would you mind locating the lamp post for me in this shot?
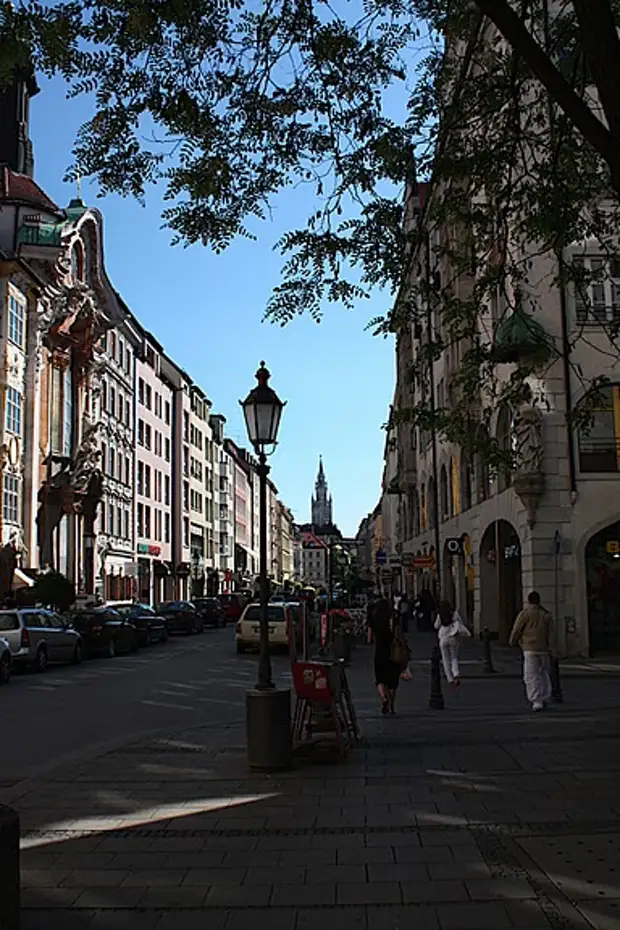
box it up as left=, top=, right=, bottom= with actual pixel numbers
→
left=240, top=362, right=291, bottom=770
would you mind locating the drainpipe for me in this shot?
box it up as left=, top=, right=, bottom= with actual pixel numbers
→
left=425, top=232, right=442, bottom=594
left=557, top=248, right=578, bottom=503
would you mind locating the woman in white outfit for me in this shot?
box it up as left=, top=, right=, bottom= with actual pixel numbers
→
left=434, top=600, right=471, bottom=686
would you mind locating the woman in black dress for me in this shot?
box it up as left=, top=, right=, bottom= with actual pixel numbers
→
left=368, top=597, right=400, bottom=715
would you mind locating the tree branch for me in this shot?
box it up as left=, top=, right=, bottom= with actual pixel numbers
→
left=472, top=0, right=620, bottom=184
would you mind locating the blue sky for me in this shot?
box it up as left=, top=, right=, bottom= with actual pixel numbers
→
left=30, top=76, right=395, bottom=537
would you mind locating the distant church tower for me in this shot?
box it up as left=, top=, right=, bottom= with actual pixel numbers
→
left=311, top=457, right=333, bottom=527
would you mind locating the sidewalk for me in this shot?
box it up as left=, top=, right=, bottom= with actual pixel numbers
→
left=5, top=643, right=620, bottom=930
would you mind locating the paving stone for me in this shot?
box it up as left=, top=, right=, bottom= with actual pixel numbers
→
left=428, top=861, right=491, bottom=881
left=22, top=869, right=71, bottom=887
left=366, top=832, right=421, bottom=848
left=138, top=887, right=207, bottom=907
left=434, top=902, right=513, bottom=929
left=120, top=869, right=188, bottom=886
left=272, top=883, right=336, bottom=906
left=366, top=906, right=439, bottom=930
left=108, top=853, right=170, bottom=869
left=73, top=889, right=144, bottom=908
left=244, top=866, right=305, bottom=884
left=465, top=879, right=537, bottom=900
left=306, top=865, right=366, bottom=884
left=393, top=846, right=455, bottom=864
left=575, top=901, right=620, bottom=930
left=337, top=882, right=402, bottom=905
left=504, top=902, right=553, bottom=928
left=401, top=881, right=468, bottom=904
left=419, top=832, right=477, bottom=847
left=222, top=849, right=279, bottom=867
left=21, top=887, right=81, bottom=907
left=52, top=854, right=116, bottom=870
left=285, top=848, right=337, bottom=865
left=155, top=911, right=227, bottom=929
left=206, top=884, right=272, bottom=907
left=297, top=907, right=367, bottom=930
left=312, top=832, right=365, bottom=848
left=226, top=909, right=297, bottom=930
left=61, top=870, right=130, bottom=888
left=181, top=868, right=246, bottom=886
left=368, top=863, right=429, bottom=882
left=85, top=910, right=162, bottom=929
left=338, top=847, right=395, bottom=865
left=22, top=909, right=94, bottom=930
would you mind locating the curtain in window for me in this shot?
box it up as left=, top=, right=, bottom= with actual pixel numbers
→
left=50, top=366, right=63, bottom=453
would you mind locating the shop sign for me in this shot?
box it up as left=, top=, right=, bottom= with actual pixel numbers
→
left=137, top=543, right=161, bottom=556
left=412, top=554, right=436, bottom=569
left=606, top=540, right=620, bottom=554
left=445, top=537, right=463, bottom=556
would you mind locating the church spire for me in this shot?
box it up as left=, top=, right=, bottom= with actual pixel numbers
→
left=311, top=457, right=333, bottom=526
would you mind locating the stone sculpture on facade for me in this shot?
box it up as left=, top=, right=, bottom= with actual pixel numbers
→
left=72, top=418, right=102, bottom=494
left=512, top=403, right=545, bottom=527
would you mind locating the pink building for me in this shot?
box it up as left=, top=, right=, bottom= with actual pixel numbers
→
left=134, top=330, right=174, bottom=604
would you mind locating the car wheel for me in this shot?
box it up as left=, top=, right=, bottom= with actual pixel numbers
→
left=236, top=642, right=245, bottom=654
left=0, top=653, right=10, bottom=684
left=73, top=642, right=83, bottom=665
left=34, top=646, right=48, bottom=673
left=106, top=639, right=116, bottom=659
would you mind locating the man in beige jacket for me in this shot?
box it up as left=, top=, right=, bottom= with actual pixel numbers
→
left=509, top=591, right=552, bottom=712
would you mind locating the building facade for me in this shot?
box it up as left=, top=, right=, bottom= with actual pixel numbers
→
left=210, top=414, right=234, bottom=591
left=95, top=304, right=141, bottom=599
left=134, top=332, right=174, bottom=604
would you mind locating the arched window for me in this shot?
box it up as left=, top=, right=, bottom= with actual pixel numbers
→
left=428, top=476, right=437, bottom=529
left=476, top=425, right=491, bottom=503
left=440, top=465, right=449, bottom=521
left=496, top=405, right=513, bottom=492
left=576, top=384, right=620, bottom=472
left=71, top=242, right=84, bottom=282
left=460, top=450, right=473, bottom=511
left=450, top=456, right=460, bottom=516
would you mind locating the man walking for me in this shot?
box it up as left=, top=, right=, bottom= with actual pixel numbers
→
left=509, top=591, right=552, bottom=712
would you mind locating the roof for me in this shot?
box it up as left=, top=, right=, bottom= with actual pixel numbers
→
left=0, top=166, right=60, bottom=215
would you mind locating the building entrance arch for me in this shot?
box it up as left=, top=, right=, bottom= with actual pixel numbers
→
left=479, top=520, right=522, bottom=643
left=585, top=520, right=620, bottom=654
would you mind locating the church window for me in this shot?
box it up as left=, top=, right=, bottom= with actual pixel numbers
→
left=71, top=243, right=84, bottom=283
left=63, top=366, right=73, bottom=456
left=8, top=294, right=25, bottom=348
left=5, top=387, right=22, bottom=436
left=3, top=473, right=20, bottom=524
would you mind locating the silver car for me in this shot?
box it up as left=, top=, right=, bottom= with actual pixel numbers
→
left=0, top=608, right=83, bottom=672
left=0, top=636, right=11, bottom=684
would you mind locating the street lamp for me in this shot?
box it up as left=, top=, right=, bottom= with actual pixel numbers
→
left=240, top=362, right=290, bottom=770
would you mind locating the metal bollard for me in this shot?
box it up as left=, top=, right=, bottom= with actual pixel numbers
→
left=429, top=645, right=445, bottom=710
left=550, top=657, right=564, bottom=703
left=482, top=626, right=496, bottom=674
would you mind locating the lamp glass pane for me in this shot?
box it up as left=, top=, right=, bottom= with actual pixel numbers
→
left=255, top=401, right=278, bottom=444
left=242, top=401, right=258, bottom=445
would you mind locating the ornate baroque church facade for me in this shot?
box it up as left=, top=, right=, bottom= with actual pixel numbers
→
left=0, top=66, right=123, bottom=591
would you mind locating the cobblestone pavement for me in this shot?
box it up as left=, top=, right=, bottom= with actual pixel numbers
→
left=4, top=637, right=620, bottom=930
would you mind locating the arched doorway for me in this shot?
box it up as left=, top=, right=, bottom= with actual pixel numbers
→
left=585, top=521, right=620, bottom=654
left=479, top=520, right=522, bottom=642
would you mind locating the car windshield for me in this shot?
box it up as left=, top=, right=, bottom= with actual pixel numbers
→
left=244, top=605, right=286, bottom=623
left=0, top=611, right=19, bottom=630
left=194, top=599, right=218, bottom=608
left=116, top=604, right=154, bottom=618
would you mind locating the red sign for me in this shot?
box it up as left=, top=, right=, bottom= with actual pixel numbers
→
left=412, top=555, right=436, bottom=569
left=148, top=545, right=161, bottom=556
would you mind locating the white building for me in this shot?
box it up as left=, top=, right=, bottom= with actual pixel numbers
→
left=210, top=414, right=234, bottom=589
left=94, top=301, right=141, bottom=599
left=134, top=331, right=174, bottom=604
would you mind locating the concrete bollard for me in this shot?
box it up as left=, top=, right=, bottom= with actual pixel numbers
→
left=0, top=804, right=20, bottom=930
left=550, top=657, right=564, bottom=704
left=429, top=645, right=445, bottom=710
left=482, top=626, right=496, bottom=674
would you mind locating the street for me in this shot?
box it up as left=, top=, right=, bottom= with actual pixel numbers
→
left=2, top=633, right=620, bottom=929
left=1, top=626, right=291, bottom=786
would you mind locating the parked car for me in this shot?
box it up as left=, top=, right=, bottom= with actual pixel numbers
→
left=69, top=607, right=138, bottom=658
left=157, top=601, right=203, bottom=634
left=235, top=602, right=293, bottom=654
left=192, top=598, right=225, bottom=628
left=106, top=602, right=168, bottom=646
left=219, top=593, right=247, bottom=625
left=0, top=608, right=83, bottom=672
left=0, top=636, right=12, bottom=684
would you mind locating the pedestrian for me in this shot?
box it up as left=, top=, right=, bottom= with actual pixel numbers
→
left=417, top=586, right=436, bottom=632
left=434, top=599, right=471, bottom=687
left=398, top=592, right=410, bottom=634
left=367, top=595, right=401, bottom=715
left=509, top=590, right=552, bottom=712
